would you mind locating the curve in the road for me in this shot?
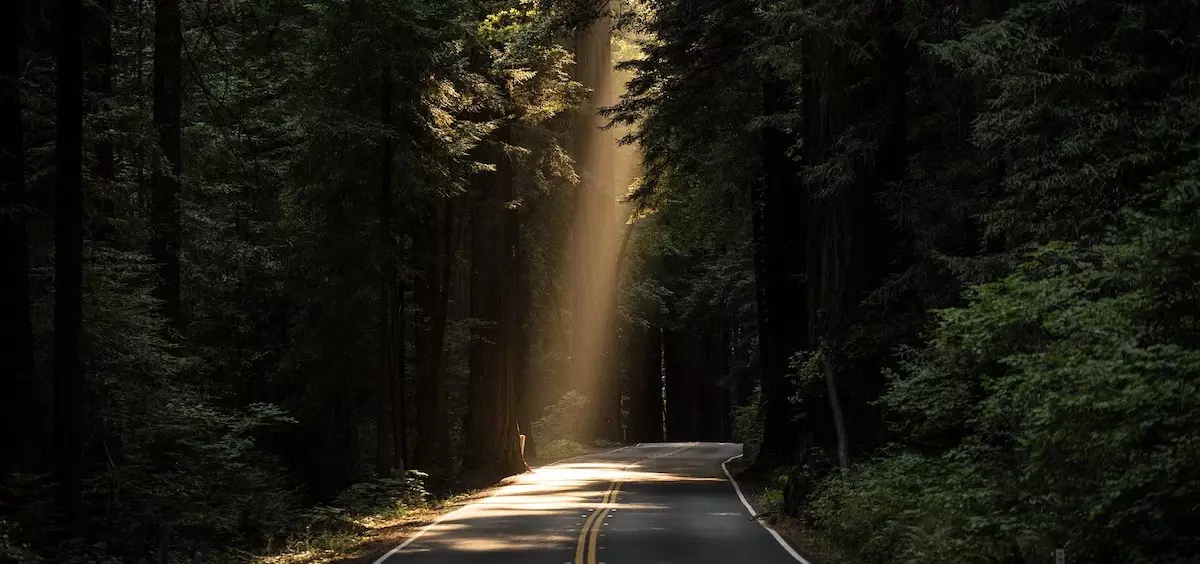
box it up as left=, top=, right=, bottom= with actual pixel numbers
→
left=373, top=442, right=807, bottom=564
left=722, top=454, right=810, bottom=564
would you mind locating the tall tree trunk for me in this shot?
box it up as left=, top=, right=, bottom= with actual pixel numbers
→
left=412, top=214, right=436, bottom=468
left=392, top=263, right=407, bottom=471
left=820, top=347, right=850, bottom=470
left=570, top=2, right=620, bottom=441
left=639, top=326, right=664, bottom=443
left=388, top=68, right=407, bottom=474
left=464, top=124, right=523, bottom=477
left=512, top=219, right=534, bottom=463
left=375, top=65, right=396, bottom=476
left=54, top=0, right=86, bottom=520
left=795, top=0, right=907, bottom=482
left=413, top=199, right=456, bottom=470
left=151, top=0, right=181, bottom=326
left=704, top=321, right=731, bottom=441
left=1, top=0, right=39, bottom=475
left=663, top=328, right=697, bottom=441
left=751, top=70, right=806, bottom=471
left=85, top=0, right=114, bottom=241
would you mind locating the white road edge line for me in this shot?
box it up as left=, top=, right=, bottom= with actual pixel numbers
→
left=371, top=443, right=635, bottom=564
left=721, top=453, right=812, bottom=564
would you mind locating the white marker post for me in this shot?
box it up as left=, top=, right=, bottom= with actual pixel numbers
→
left=1055, top=548, right=1065, bottom=564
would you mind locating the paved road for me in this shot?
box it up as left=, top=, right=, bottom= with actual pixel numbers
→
left=375, top=442, right=805, bottom=564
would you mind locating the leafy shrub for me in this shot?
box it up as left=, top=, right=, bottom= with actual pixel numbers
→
left=126, top=399, right=302, bottom=556
left=532, top=391, right=590, bottom=443
left=536, top=439, right=586, bottom=461
left=730, top=387, right=763, bottom=461
left=813, top=158, right=1200, bottom=563
left=331, top=470, right=430, bottom=519
left=754, top=486, right=784, bottom=517
left=0, top=520, right=36, bottom=563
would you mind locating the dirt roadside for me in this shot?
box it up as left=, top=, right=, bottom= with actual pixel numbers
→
left=259, top=445, right=621, bottom=564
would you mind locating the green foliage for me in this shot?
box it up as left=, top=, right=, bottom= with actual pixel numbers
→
left=730, top=389, right=763, bottom=462
left=0, top=520, right=36, bottom=563
left=754, top=486, right=784, bottom=518
left=536, top=439, right=587, bottom=461
left=532, top=391, right=590, bottom=443
left=618, top=0, right=1200, bottom=561
left=329, top=471, right=430, bottom=521
left=815, top=154, right=1200, bottom=563
left=10, top=0, right=590, bottom=559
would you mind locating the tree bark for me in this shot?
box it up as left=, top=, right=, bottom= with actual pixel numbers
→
left=751, top=71, right=806, bottom=471
left=375, top=65, right=396, bottom=476
left=512, top=213, right=534, bottom=464
left=392, top=259, right=407, bottom=472
left=663, top=328, right=700, bottom=441
left=54, top=0, right=86, bottom=520
left=793, top=0, right=907, bottom=484
left=643, top=326, right=664, bottom=442
left=151, top=0, right=181, bottom=325
left=1, top=0, right=39, bottom=475
left=624, top=323, right=662, bottom=444
left=84, top=0, right=115, bottom=241
left=820, top=348, right=850, bottom=470
left=570, top=2, right=620, bottom=442
left=463, top=124, right=524, bottom=477
left=413, top=199, right=456, bottom=470
left=388, top=68, right=408, bottom=474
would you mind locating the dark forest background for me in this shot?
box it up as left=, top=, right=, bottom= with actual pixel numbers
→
left=3, top=0, right=1200, bottom=562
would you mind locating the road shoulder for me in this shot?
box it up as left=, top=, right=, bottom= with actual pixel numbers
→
left=722, top=457, right=836, bottom=564
left=257, top=445, right=629, bottom=564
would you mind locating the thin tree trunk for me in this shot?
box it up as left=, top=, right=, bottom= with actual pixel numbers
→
left=375, top=65, right=396, bottom=476
left=389, top=68, right=407, bottom=471
left=392, top=265, right=407, bottom=472
left=820, top=347, right=850, bottom=471
left=151, top=0, right=182, bottom=326
left=54, top=0, right=86, bottom=521
left=512, top=217, right=534, bottom=464
left=1, top=0, right=38, bottom=475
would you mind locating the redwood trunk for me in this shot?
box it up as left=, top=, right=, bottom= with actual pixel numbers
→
left=376, top=66, right=396, bottom=476
left=1, top=0, right=38, bottom=474
left=151, top=0, right=181, bottom=325
left=751, top=71, right=806, bottom=470
left=464, top=124, right=523, bottom=477
left=413, top=200, right=456, bottom=470
left=627, top=325, right=663, bottom=443
left=570, top=4, right=620, bottom=441
left=85, top=0, right=115, bottom=240
left=54, top=0, right=86, bottom=520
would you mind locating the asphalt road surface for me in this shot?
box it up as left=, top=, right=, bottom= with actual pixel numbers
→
left=374, top=442, right=806, bottom=564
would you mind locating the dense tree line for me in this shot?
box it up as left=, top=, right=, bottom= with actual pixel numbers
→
left=613, top=0, right=1200, bottom=561
left=0, top=0, right=629, bottom=560
left=6, top=0, right=1200, bottom=560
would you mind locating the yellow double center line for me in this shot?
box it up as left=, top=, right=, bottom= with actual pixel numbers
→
left=571, top=444, right=696, bottom=563
left=574, top=480, right=622, bottom=564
